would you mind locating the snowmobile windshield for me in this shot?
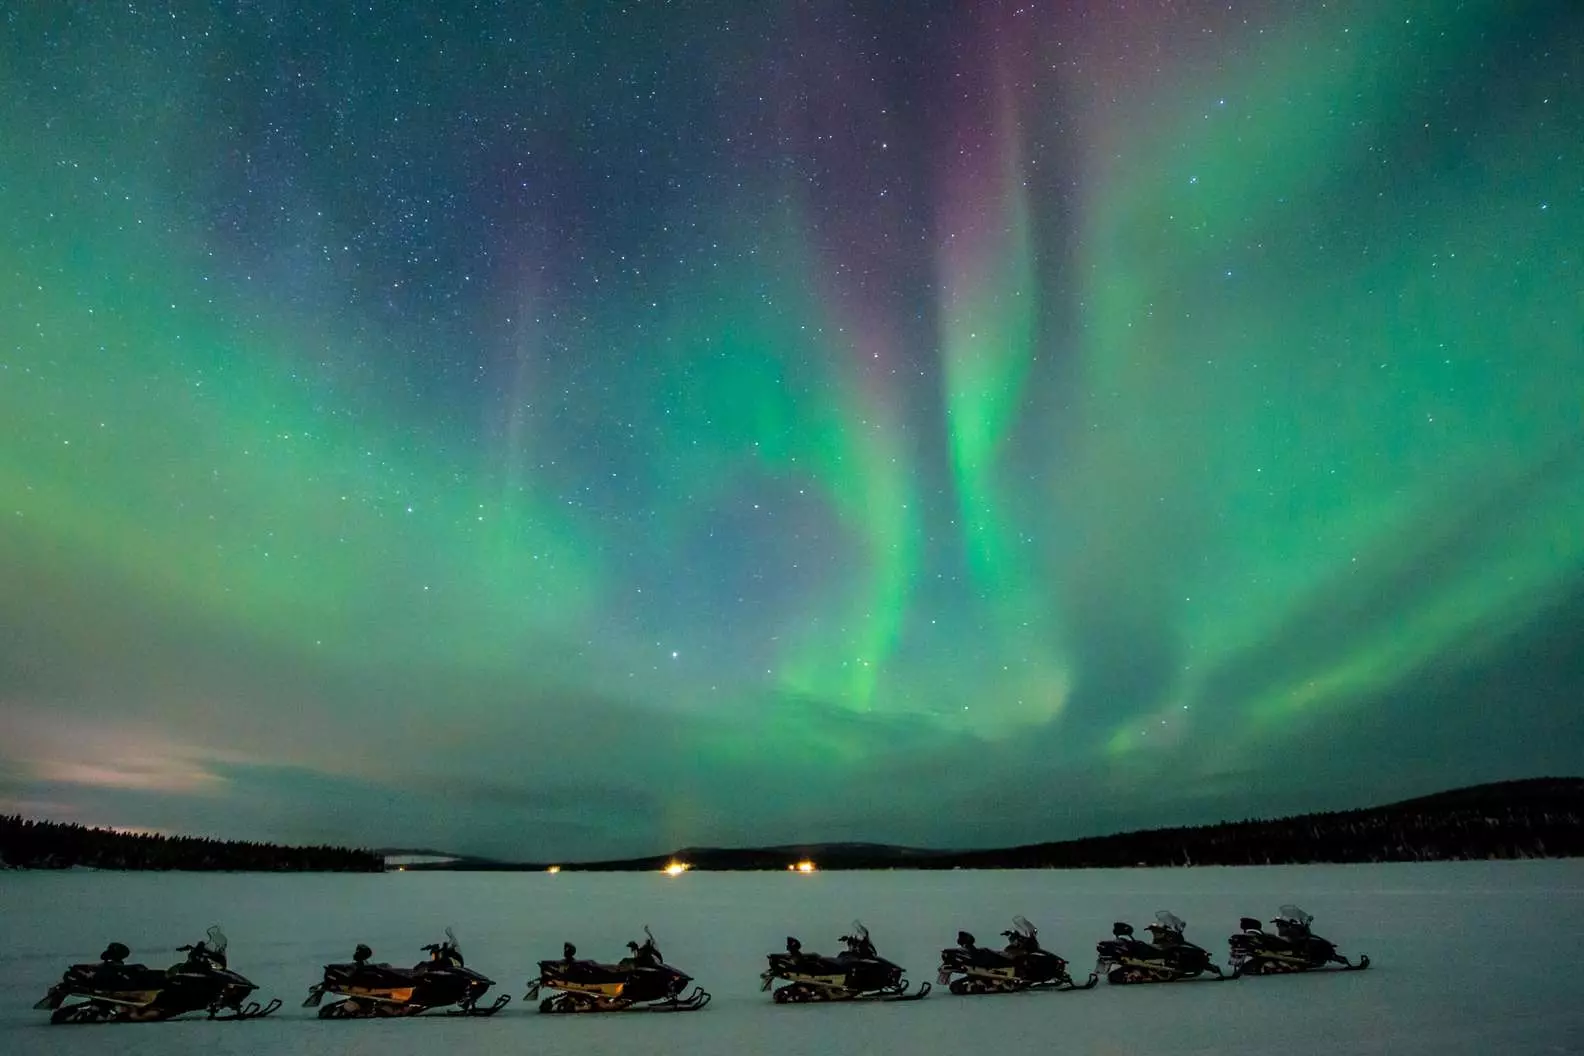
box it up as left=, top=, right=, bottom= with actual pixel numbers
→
left=445, top=926, right=461, bottom=954
left=851, top=921, right=869, bottom=941
left=1154, top=911, right=1187, bottom=933
left=1276, top=905, right=1313, bottom=926
left=206, top=926, right=229, bottom=955
left=1012, top=916, right=1037, bottom=940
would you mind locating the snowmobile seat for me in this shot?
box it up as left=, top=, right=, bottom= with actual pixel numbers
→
left=1274, top=919, right=1310, bottom=941
left=968, top=947, right=1011, bottom=968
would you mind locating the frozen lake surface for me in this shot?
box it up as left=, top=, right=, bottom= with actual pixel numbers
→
left=2, top=860, right=1581, bottom=1055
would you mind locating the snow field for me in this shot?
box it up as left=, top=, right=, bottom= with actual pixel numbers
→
left=1, top=859, right=1580, bottom=1055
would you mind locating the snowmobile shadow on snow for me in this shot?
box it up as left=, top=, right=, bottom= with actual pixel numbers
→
left=302, top=928, right=510, bottom=1018
left=938, top=916, right=1097, bottom=995
left=526, top=927, right=709, bottom=1012
left=1228, top=905, right=1370, bottom=976
left=1095, top=911, right=1239, bottom=984
left=762, top=921, right=931, bottom=1003
left=35, top=926, right=281, bottom=1024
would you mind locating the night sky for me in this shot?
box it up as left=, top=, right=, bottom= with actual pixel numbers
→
left=2, top=0, right=1581, bottom=860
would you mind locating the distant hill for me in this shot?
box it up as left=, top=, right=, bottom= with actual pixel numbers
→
left=931, top=776, right=1584, bottom=870
left=8, top=778, right=1578, bottom=873
left=0, top=816, right=383, bottom=872
left=401, top=777, right=1584, bottom=872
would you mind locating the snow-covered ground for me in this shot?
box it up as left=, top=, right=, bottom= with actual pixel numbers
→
left=2, top=860, right=1580, bottom=1055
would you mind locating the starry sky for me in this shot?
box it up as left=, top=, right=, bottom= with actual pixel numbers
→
left=2, top=0, right=1581, bottom=860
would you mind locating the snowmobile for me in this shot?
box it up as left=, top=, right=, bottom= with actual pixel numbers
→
left=35, top=926, right=281, bottom=1024
left=302, top=927, right=509, bottom=1018
left=1095, top=911, right=1236, bottom=984
left=937, top=916, right=1097, bottom=995
left=526, top=926, right=710, bottom=1013
left=1228, top=905, right=1370, bottom=975
left=761, top=921, right=930, bottom=1003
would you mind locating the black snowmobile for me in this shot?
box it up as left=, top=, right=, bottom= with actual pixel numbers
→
left=761, top=921, right=930, bottom=1003
left=35, top=926, right=281, bottom=1024
left=302, top=927, right=509, bottom=1018
left=1095, top=911, right=1236, bottom=984
left=526, top=926, right=710, bottom=1013
left=937, top=916, right=1097, bottom=995
left=1228, top=905, right=1370, bottom=975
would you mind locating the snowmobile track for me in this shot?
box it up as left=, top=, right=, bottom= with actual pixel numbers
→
left=536, top=986, right=711, bottom=1013
left=1238, top=954, right=1370, bottom=976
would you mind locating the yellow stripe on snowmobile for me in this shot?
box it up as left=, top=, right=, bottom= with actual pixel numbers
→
left=783, top=973, right=847, bottom=987
left=80, top=990, right=161, bottom=1006
left=556, top=981, right=626, bottom=997
left=344, top=986, right=414, bottom=1002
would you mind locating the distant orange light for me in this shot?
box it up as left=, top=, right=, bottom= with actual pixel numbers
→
left=663, top=861, right=691, bottom=877
left=546, top=865, right=561, bottom=874
left=796, top=860, right=816, bottom=874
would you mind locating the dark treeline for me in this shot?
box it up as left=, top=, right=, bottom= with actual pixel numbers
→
left=517, top=777, right=1584, bottom=873
left=0, top=816, right=383, bottom=872
left=939, top=777, right=1584, bottom=870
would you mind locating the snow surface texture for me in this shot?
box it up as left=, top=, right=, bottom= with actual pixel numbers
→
left=2, top=860, right=1581, bottom=1055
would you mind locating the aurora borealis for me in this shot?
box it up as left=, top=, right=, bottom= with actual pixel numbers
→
left=2, top=0, right=1581, bottom=859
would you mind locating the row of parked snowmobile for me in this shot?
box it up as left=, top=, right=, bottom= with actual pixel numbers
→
left=34, top=907, right=1368, bottom=1023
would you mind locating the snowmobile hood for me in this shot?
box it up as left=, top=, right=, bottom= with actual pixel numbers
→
left=170, top=965, right=255, bottom=987
left=417, top=961, right=495, bottom=985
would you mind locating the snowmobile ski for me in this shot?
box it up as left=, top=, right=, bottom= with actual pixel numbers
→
left=444, top=994, right=513, bottom=1016
left=209, top=998, right=284, bottom=1021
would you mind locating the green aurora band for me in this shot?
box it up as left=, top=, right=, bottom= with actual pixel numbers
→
left=1, top=0, right=1580, bottom=856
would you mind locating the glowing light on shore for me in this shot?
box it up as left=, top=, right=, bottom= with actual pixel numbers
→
left=663, top=861, right=691, bottom=877
left=546, top=865, right=561, bottom=874
left=788, top=860, right=817, bottom=873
